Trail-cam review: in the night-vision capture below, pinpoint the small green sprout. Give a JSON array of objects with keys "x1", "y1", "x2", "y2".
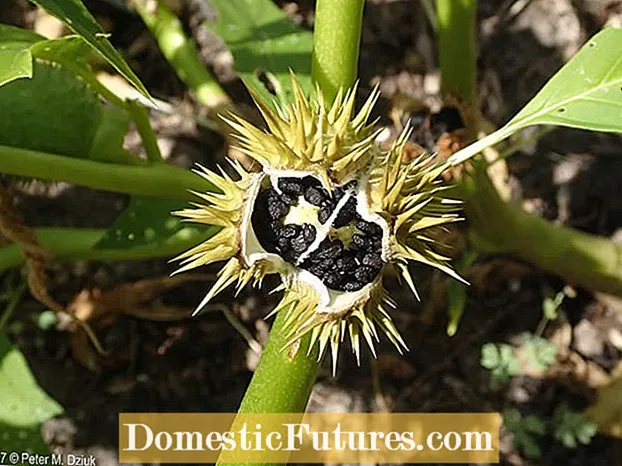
[
  {"x1": 522, "y1": 333, "x2": 558, "y2": 373},
  {"x1": 503, "y1": 408, "x2": 547, "y2": 458},
  {"x1": 552, "y1": 404, "x2": 597, "y2": 449},
  {"x1": 480, "y1": 343, "x2": 520, "y2": 385}
]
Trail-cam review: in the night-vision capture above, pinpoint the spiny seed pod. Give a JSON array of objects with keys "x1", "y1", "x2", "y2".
[{"x1": 172, "y1": 75, "x2": 465, "y2": 371}]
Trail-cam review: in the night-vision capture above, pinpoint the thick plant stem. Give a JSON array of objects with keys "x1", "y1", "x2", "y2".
[
  {"x1": 0, "y1": 144, "x2": 213, "y2": 200},
  {"x1": 312, "y1": 0, "x2": 365, "y2": 103},
  {"x1": 436, "y1": 0, "x2": 622, "y2": 299},
  {"x1": 232, "y1": 312, "x2": 320, "y2": 415},
  {"x1": 437, "y1": 0, "x2": 477, "y2": 104},
  {"x1": 134, "y1": 0, "x2": 230, "y2": 109},
  {"x1": 0, "y1": 228, "x2": 215, "y2": 273},
  {"x1": 467, "y1": 171, "x2": 622, "y2": 296},
  {"x1": 217, "y1": 1, "x2": 366, "y2": 465}
]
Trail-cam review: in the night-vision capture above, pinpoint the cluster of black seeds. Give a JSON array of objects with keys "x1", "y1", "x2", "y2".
[
  {"x1": 251, "y1": 185, "x2": 316, "y2": 262},
  {"x1": 251, "y1": 176, "x2": 385, "y2": 292},
  {"x1": 298, "y1": 177, "x2": 355, "y2": 224},
  {"x1": 299, "y1": 214, "x2": 383, "y2": 292}
]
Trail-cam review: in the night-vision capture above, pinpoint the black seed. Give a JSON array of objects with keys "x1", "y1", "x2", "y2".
[
  {"x1": 333, "y1": 197, "x2": 357, "y2": 228},
  {"x1": 304, "y1": 186, "x2": 326, "y2": 206},
  {"x1": 277, "y1": 237, "x2": 289, "y2": 250},
  {"x1": 362, "y1": 252, "x2": 383, "y2": 268},
  {"x1": 315, "y1": 239, "x2": 343, "y2": 260},
  {"x1": 307, "y1": 265, "x2": 324, "y2": 277},
  {"x1": 369, "y1": 223, "x2": 383, "y2": 236},
  {"x1": 356, "y1": 219, "x2": 376, "y2": 234},
  {"x1": 335, "y1": 254, "x2": 356, "y2": 272},
  {"x1": 251, "y1": 190, "x2": 278, "y2": 253},
  {"x1": 280, "y1": 193, "x2": 296, "y2": 206},
  {"x1": 278, "y1": 177, "x2": 303, "y2": 195},
  {"x1": 268, "y1": 199, "x2": 287, "y2": 219},
  {"x1": 331, "y1": 187, "x2": 347, "y2": 202},
  {"x1": 282, "y1": 250, "x2": 297, "y2": 263},
  {"x1": 302, "y1": 176, "x2": 321, "y2": 188},
  {"x1": 354, "y1": 266, "x2": 377, "y2": 283},
  {"x1": 301, "y1": 223, "x2": 316, "y2": 243},
  {"x1": 318, "y1": 206, "x2": 332, "y2": 224},
  {"x1": 291, "y1": 235, "x2": 308, "y2": 253},
  {"x1": 351, "y1": 234, "x2": 370, "y2": 250},
  {"x1": 280, "y1": 224, "x2": 300, "y2": 238},
  {"x1": 320, "y1": 258, "x2": 334, "y2": 270},
  {"x1": 324, "y1": 272, "x2": 344, "y2": 289},
  {"x1": 343, "y1": 281, "x2": 365, "y2": 292}
]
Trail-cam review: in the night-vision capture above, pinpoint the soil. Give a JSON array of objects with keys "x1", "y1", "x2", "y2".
[{"x1": 3, "y1": 0, "x2": 622, "y2": 465}]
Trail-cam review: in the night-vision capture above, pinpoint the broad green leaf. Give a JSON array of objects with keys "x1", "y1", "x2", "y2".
[
  {"x1": 207, "y1": 0, "x2": 313, "y2": 107},
  {"x1": 29, "y1": 0, "x2": 151, "y2": 100},
  {"x1": 449, "y1": 28, "x2": 622, "y2": 166},
  {"x1": 507, "y1": 27, "x2": 622, "y2": 132},
  {"x1": 95, "y1": 196, "x2": 216, "y2": 250},
  {"x1": 0, "y1": 25, "x2": 45, "y2": 86},
  {"x1": 0, "y1": 25, "x2": 98, "y2": 87},
  {"x1": 0, "y1": 61, "x2": 135, "y2": 163},
  {"x1": 0, "y1": 334, "x2": 63, "y2": 451},
  {"x1": 31, "y1": 34, "x2": 93, "y2": 67}
]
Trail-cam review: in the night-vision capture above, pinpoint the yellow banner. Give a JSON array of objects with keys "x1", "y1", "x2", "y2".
[{"x1": 119, "y1": 412, "x2": 500, "y2": 463}]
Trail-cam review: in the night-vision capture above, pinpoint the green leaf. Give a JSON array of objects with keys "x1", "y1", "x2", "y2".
[
  {"x1": 480, "y1": 343, "x2": 500, "y2": 369},
  {"x1": 28, "y1": 0, "x2": 151, "y2": 100},
  {"x1": 31, "y1": 34, "x2": 93, "y2": 67},
  {"x1": 523, "y1": 334, "x2": 558, "y2": 373},
  {"x1": 207, "y1": 0, "x2": 313, "y2": 107},
  {"x1": 522, "y1": 415, "x2": 547, "y2": 435},
  {"x1": 95, "y1": 196, "x2": 217, "y2": 251},
  {"x1": 448, "y1": 28, "x2": 622, "y2": 166},
  {"x1": 0, "y1": 25, "x2": 44, "y2": 87},
  {"x1": 0, "y1": 334, "x2": 63, "y2": 451},
  {"x1": 0, "y1": 61, "x2": 134, "y2": 163},
  {"x1": 553, "y1": 404, "x2": 597, "y2": 449},
  {"x1": 0, "y1": 25, "x2": 99, "y2": 87},
  {"x1": 507, "y1": 28, "x2": 622, "y2": 132}
]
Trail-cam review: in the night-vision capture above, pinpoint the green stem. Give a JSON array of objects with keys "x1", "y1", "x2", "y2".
[
  {"x1": 232, "y1": 311, "x2": 320, "y2": 414},
  {"x1": 0, "y1": 227, "x2": 214, "y2": 273},
  {"x1": 0, "y1": 144, "x2": 213, "y2": 200},
  {"x1": 467, "y1": 170, "x2": 622, "y2": 296},
  {"x1": 126, "y1": 100, "x2": 164, "y2": 162},
  {"x1": 436, "y1": 0, "x2": 622, "y2": 301},
  {"x1": 134, "y1": 0, "x2": 230, "y2": 108},
  {"x1": 217, "y1": 1, "x2": 366, "y2": 465},
  {"x1": 437, "y1": 0, "x2": 477, "y2": 105},
  {"x1": 312, "y1": 0, "x2": 365, "y2": 103}
]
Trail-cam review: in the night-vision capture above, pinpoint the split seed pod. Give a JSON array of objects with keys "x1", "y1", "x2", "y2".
[{"x1": 173, "y1": 76, "x2": 465, "y2": 370}]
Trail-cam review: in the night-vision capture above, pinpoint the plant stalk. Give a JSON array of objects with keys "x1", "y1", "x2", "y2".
[
  {"x1": 436, "y1": 0, "x2": 622, "y2": 300},
  {"x1": 312, "y1": 0, "x2": 365, "y2": 103},
  {"x1": 217, "y1": 1, "x2": 366, "y2": 465},
  {"x1": 466, "y1": 170, "x2": 622, "y2": 296},
  {"x1": 437, "y1": 0, "x2": 477, "y2": 105},
  {"x1": 134, "y1": 0, "x2": 230, "y2": 109},
  {"x1": 0, "y1": 144, "x2": 213, "y2": 200},
  {"x1": 0, "y1": 228, "x2": 214, "y2": 273}
]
